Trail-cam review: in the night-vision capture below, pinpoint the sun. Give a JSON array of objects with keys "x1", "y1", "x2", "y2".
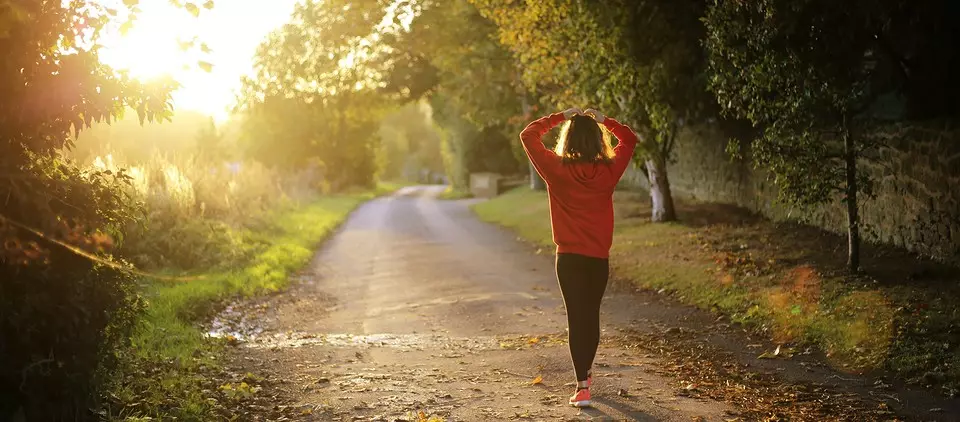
[
  {"x1": 97, "y1": 0, "x2": 302, "y2": 123},
  {"x1": 98, "y1": 2, "x2": 197, "y2": 80},
  {"x1": 98, "y1": 0, "x2": 224, "y2": 118}
]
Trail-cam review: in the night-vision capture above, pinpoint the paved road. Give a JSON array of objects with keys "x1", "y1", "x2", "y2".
[
  {"x1": 223, "y1": 185, "x2": 736, "y2": 421},
  {"x1": 220, "y1": 185, "x2": 958, "y2": 421}
]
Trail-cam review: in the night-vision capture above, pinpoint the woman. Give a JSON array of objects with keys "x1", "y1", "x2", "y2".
[{"x1": 519, "y1": 107, "x2": 638, "y2": 408}]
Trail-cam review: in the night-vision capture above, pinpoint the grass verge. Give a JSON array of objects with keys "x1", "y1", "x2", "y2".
[
  {"x1": 437, "y1": 185, "x2": 473, "y2": 200},
  {"x1": 472, "y1": 187, "x2": 960, "y2": 396},
  {"x1": 104, "y1": 187, "x2": 390, "y2": 420}
]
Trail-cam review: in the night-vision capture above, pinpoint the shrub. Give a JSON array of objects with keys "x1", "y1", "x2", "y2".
[
  {"x1": 90, "y1": 152, "x2": 315, "y2": 272},
  {"x1": 0, "y1": 154, "x2": 144, "y2": 421}
]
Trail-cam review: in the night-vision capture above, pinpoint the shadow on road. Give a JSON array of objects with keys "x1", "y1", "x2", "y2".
[{"x1": 585, "y1": 397, "x2": 659, "y2": 421}]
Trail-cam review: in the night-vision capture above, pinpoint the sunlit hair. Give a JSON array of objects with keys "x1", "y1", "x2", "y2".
[{"x1": 553, "y1": 115, "x2": 615, "y2": 164}]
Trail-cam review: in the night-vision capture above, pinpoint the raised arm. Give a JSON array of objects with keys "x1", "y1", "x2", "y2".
[
  {"x1": 584, "y1": 108, "x2": 639, "y2": 179},
  {"x1": 604, "y1": 118, "x2": 639, "y2": 177},
  {"x1": 520, "y1": 109, "x2": 578, "y2": 182}
]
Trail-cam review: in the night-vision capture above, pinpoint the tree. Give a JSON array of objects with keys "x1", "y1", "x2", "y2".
[
  {"x1": 377, "y1": 101, "x2": 445, "y2": 181},
  {"x1": 235, "y1": 0, "x2": 391, "y2": 189},
  {"x1": 194, "y1": 117, "x2": 231, "y2": 163},
  {"x1": 69, "y1": 109, "x2": 213, "y2": 163},
  {"x1": 385, "y1": 0, "x2": 531, "y2": 189},
  {"x1": 0, "y1": 0, "x2": 211, "y2": 418},
  {"x1": 471, "y1": 0, "x2": 714, "y2": 221},
  {"x1": 704, "y1": 0, "x2": 934, "y2": 271}
]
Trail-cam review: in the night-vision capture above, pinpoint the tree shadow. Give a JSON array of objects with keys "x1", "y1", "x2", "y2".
[{"x1": 610, "y1": 187, "x2": 960, "y2": 397}]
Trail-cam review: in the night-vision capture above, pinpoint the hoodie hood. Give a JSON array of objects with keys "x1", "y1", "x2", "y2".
[{"x1": 565, "y1": 162, "x2": 616, "y2": 189}]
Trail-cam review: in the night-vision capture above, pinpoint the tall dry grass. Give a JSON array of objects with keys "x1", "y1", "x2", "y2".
[{"x1": 90, "y1": 151, "x2": 322, "y2": 271}]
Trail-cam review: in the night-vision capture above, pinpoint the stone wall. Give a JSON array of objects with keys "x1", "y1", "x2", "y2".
[{"x1": 621, "y1": 121, "x2": 960, "y2": 264}]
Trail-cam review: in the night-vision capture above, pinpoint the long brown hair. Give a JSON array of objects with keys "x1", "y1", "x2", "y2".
[{"x1": 553, "y1": 115, "x2": 615, "y2": 164}]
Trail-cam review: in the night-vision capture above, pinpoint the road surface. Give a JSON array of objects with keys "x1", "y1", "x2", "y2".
[{"x1": 216, "y1": 185, "x2": 955, "y2": 421}]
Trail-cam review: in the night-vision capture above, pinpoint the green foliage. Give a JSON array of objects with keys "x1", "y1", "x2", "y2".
[
  {"x1": 430, "y1": 93, "x2": 524, "y2": 188},
  {"x1": 379, "y1": 0, "x2": 531, "y2": 185},
  {"x1": 0, "y1": 0, "x2": 210, "y2": 418},
  {"x1": 377, "y1": 101, "x2": 445, "y2": 182},
  {"x1": 398, "y1": 0, "x2": 527, "y2": 126},
  {"x1": 193, "y1": 117, "x2": 232, "y2": 163},
  {"x1": 471, "y1": 0, "x2": 713, "y2": 153},
  {"x1": 702, "y1": 0, "x2": 935, "y2": 268},
  {"x1": 104, "y1": 195, "x2": 370, "y2": 420},
  {"x1": 476, "y1": 187, "x2": 960, "y2": 395},
  {"x1": 469, "y1": 0, "x2": 715, "y2": 220},
  {"x1": 236, "y1": 0, "x2": 393, "y2": 190},
  {"x1": 438, "y1": 186, "x2": 473, "y2": 200},
  {"x1": 0, "y1": 153, "x2": 146, "y2": 420},
  {"x1": 70, "y1": 150, "x2": 314, "y2": 272},
  {"x1": 704, "y1": 0, "x2": 889, "y2": 206},
  {"x1": 69, "y1": 110, "x2": 217, "y2": 164}
]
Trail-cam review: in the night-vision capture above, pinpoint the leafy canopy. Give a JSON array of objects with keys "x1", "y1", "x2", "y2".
[
  {"x1": 235, "y1": 0, "x2": 397, "y2": 188},
  {"x1": 471, "y1": 0, "x2": 713, "y2": 157},
  {"x1": 704, "y1": 0, "x2": 898, "y2": 204}
]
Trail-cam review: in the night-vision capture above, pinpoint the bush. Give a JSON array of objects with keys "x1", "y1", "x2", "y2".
[
  {"x1": 0, "y1": 154, "x2": 144, "y2": 421},
  {"x1": 90, "y1": 152, "x2": 316, "y2": 272},
  {"x1": 0, "y1": 261, "x2": 143, "y2": 421}
]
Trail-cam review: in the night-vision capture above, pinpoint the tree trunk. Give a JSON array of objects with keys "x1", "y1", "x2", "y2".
[
  {"x1": 529, "y1": 161, "x2": 546, "y2": 190},
  {"x1": 646, "y1": 156, "x2": 676, "y2": 222},
  {"x1": 843, "y1": 123, "x2": 861, "y2": 272}
]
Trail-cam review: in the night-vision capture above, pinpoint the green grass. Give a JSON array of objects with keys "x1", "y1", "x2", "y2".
[
  {"x1": 105, "y1": 187, "x2": 390, "y2": 420},
  {"x1": 471, "y1": 187, "x2": 551, "y2": 243},
  {"x1": 473, "y1": 187, "x2": 960, "y2": 394},
  {"x1": 437, "y1": 185, "x2": 473, "y2": 200}
]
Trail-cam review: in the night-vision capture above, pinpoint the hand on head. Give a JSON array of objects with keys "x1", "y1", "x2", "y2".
[
  {"x1": 583, "y1": 108, "x2": 605, "y2": 123},
  {"x1": 562, "y1": 107, "x2": 583, "y2": 120},
  {"x1": 561, "y1": 107, "x2": 606, "y2": 123}
]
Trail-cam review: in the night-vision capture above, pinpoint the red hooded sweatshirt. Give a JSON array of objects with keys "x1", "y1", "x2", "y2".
[{"x1": 520, "y1": 112, "x2": 639, "y2": 259}]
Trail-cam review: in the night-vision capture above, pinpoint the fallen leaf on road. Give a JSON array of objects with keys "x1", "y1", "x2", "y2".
[
  {"x1": 758, "y1": 345, "x2": 796, "y2": 360},
  {"x1": 529, "y1": 376, "x2": 543, "y2": 385}
]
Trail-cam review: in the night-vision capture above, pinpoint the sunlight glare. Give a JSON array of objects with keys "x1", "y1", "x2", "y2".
[
  {"x1": 98, "y1": 0, "x2": 300, "y2": 123},
  {"x1": 99, "y1": 1, "x2": 195, "y2": 80}
]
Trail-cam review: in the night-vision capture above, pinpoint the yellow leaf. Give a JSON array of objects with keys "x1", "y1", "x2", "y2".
[
  {"x1": 185, "y1": 2, "x2": 200, "y2": 17},
  {"x1": 530, "y1": 375, "x2": 543, "y2": 385},
  {"x1": 527, "y1": 337, "x2": 540, "y2": 344}
]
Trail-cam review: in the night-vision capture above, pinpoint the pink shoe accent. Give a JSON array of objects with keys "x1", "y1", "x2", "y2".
[{"x1": 569, "y1": 388, "x2": 591, "y2": 408}]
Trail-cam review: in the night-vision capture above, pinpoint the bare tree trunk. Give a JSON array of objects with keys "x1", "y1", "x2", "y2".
[
  {"x1": 646, "y1": 156, "x2": 676, "y2": 222},
  {"x1": 843, "y1": 121, "x2": 861, "y2": 272},
  {"x1": 529, "y1": 161, "x2": 546, "y2": 190}
]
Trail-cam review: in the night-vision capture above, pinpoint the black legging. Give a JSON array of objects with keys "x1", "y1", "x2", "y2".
[{"x1": 556, "y1": 253, "x2": 609, "y2": 382}]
